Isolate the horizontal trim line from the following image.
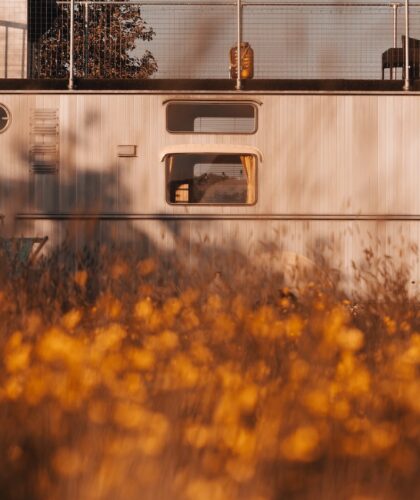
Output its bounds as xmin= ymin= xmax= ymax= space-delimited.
xmin=5 ymin=91 xmax=420 ymax=96
xmin=3 ymin=79 xmax=420 ymax=94
xmin=14 ymin=213 xmax=420 ymax=221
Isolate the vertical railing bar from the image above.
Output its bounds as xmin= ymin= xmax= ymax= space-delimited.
xmin=69 ymin=0 xmax=74 ymax=88
xmin=84 ymin=2 xmax=88 ymax=77
xmin=393 ymin=3 xmax=398 ymax=47
xmin=21 ymin=24 xmax=26 ymax=77
xmin=391 ymin=3 xmax=399 ymax=79
xmin=404 ymin=0 xmax=410 ymax=89
xmin=54 ymin=1 xmax=57 ymax=78
xmin=236 ymin=0 xmax=242 ymax=90
xmin=4 ymin=26 xmax=8 ymax=79
xmin=100 ymin=5 xmax=102 ymax=77
xmin=119 ymin=5 xmax=122 ymax=77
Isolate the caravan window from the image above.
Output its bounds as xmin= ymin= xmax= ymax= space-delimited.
xmin=166 ymin=153 xmax=257 ymax=205
xmin=166 ymin=102 xmax=257 ymax=134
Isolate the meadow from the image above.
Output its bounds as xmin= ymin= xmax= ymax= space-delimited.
xmin=0 ymin=246 xmax=419 ymax=500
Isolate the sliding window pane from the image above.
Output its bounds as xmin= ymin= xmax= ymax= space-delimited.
xmin=166 ymin=102 xmax=257 ymax=134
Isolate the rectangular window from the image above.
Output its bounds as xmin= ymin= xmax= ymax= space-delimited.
xmin=166 ymin=153 xmax=257 ymax=205
xmin=166 ymin=102 xmax=257 ymax=134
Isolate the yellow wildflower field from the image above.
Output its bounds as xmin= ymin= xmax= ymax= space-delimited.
xmin=0 ymin=249 xmax=419 ymax=500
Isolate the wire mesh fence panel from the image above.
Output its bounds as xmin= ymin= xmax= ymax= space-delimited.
xmin=243 ymin=4 xmax=398 ymax=79
xmin=23 ymin=0 xmax=420 ymax=80
xmin=29 ymin=0 xmax=159 ymax=78
xmin=28 ymin=1 xmax=69 ymax=78
xmin=142 ymin=3 xmax=236 ymax=79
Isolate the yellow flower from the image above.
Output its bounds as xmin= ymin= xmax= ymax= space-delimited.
xmin=237 ymin=384 xmax=259 ymax=412
xmin=249 ymin=306 xmax=281 ymax=340
xmin=180 ymin=308 xmax=200 ymax=330
xmin=180 ymin=288 xmax=199 ymax=306
xmin=4 ymin=332 xmax=31 ymax=373
xmin=230 ymin=427 xmax=257 ymax=458
xmin=280 ymin=426 xmax=320 ymax=462
xmin=110 ymin=260 xmax=129 ymax=279
xmin=145 ymin=330 xmax=179 ymax=352
xmin=384 ymin=316 xmax=397 ymax=335
xmin=92 ymin=324 xmax=126 ymax=355
xmin=37 ymin=328 xmax=85 ymax=366
xmin=336 ymin=328 xmax=365 ymax=352
xmin=206 ymin=294 xmax=223 ymax=312
xmin=369 ymin=423 xmax=399 ymax=452
xmin=134 ymin=297 xmax=154 ymax=320
xmin=285 ymin=314 xmax=304 ymax=338
xmin=137 ymin=412 xmax=169 ymax=456
xmin=4 ymin=377 xmax=23 ymax=400
xmin=303 ymin=389 xmax=329 ymax=417
xmin=120 ymin=372 xmax=146 ymax=398
xmin=137 ymin=257 xmax=156 ymax=276
xmin=74 ymin=269 xmax=88 ymax=288
xmin=185 ymin=424 xmax=212 ymax=449
xmin=61 ymin=309 xmax=82 ymax=331
xmin=113 ymin=402 xmax=146 ymax=429
xmin=189 ymin=341 xmax=213 ymax=365
xmin=169 ymin=354 xmax=200 ymax=388
xmin=346 ymin=367 xmax=371 ymax=395
xmin=323 ymin=306 xmax=349 ymax=344
xmin=127 ymin=347 xmax=155 ymax=371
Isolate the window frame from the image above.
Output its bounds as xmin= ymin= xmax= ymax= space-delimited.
xmin=165 ymin=100 xmax=259 ymax=135
xmin=164 ymin=152 xmax=258 ymax=206
xmin=0 ymin=104 xmax=11 ymax=134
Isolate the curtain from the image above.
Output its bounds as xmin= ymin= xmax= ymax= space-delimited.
xmin=240 ymin=155 xmax=255 ymax=204
xmin=167 ymin=154 xmax=174 ymax=176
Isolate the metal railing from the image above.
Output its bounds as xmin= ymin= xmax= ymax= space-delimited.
xmin=22 ymin=1 xmax=420 ymax=83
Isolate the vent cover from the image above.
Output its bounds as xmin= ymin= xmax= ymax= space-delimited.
xmin=30 ymin=109 xmax=59 ymax=173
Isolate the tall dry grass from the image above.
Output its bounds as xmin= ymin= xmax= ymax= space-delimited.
xmin=0 ymin=245 xmax=419 ymax=500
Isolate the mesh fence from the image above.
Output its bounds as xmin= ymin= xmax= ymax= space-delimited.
xmin=25 ymin=1 xmax=420 ymax=80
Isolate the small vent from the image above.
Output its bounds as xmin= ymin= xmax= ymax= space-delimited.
xmin=117 ymin=145 xmax=137 ymax=157
xmin=30 ymin=109 xmax=59 ymax=174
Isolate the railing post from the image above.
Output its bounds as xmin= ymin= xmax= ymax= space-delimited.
xmin=68 ymin=0 xmax=75 ymax=90
xmin=236 ymin=0 xmax=242 ymax=90
xmin=404 ymin=0 xmax=411 ymax=90
xmin=393 ymin=3 xmax=398 ymax=49
xmin=84 ymin=2 xmax=89 ymax=78
xmin=391 ymin=3 xmax=399 ymax=80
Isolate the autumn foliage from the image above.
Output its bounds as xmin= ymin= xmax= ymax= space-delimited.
xmin=31 ymin=0 xmax=157 ymax=79
xmin=0 ymin=248 xmax=420 ymax=499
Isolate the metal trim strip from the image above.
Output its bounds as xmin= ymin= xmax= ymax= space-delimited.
xmin=14 ymin=213 xmax=420 ymax=221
